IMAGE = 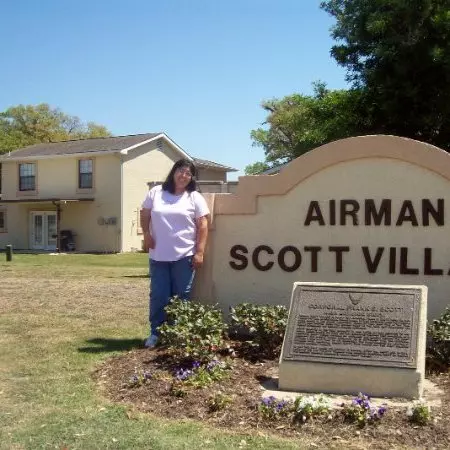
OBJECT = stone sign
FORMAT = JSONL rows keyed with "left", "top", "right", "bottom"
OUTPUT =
{"left": 193, "top": 136, "right": 450, "bottom": 322}
{"left": 278, "top": 282, "right": 427, "bottom": 399}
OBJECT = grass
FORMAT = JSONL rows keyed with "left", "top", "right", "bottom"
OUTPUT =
{"left": 0, "top": 253, "right": 300, "bottom": 450}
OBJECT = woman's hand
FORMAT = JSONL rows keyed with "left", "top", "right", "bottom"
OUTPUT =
{"left": 192, "top": 252, "right": 204, "bottom": 269}
{"left": 143, "top": 233, "right": 155, "bottom": 251}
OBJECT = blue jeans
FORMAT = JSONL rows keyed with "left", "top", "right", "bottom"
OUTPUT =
{"left": 149, "top": 256, "right": 195, "bottom": 336}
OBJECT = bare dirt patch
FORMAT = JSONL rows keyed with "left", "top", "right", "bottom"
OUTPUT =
{"left": 95, "top": 345, "right": 450, "bottom": 449}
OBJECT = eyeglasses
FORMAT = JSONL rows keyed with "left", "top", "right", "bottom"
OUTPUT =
{"left": 176, "top": 168, "right": 193, "bottom": 177}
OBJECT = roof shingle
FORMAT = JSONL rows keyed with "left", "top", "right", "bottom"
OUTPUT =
{"left": 0, "top": 133, "right": 237, "bottom": 172}
{"left": 4, "top": 133, "right": 160, "bottom": 158}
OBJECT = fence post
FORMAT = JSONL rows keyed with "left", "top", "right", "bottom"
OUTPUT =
{"left": 6, "top": 244, "right": 12, "bottom": 262}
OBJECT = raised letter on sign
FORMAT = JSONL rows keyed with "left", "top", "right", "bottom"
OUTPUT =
{"left": 396, "top": 201, "right": 419, "bottom": 226}
{"left": 362, "top": 247, "right": 384, "bottom": 273}
{"left": 229, "top": 245, "right": 249, "bottom": 270}
{"left": 278, "top": 246, "right": 302, "bottom": 272}
{"left": 252, "top": 245, "right": 274, "bottom": 271}
{"left": 424, "top": 248, "right": 443, "bottom": 275}
{"left": 422, "top": 199, "right": 444, "bottom": 226}
{"left": 304, "top": 246, "right": 322, "bottom": 272}
{"left": 329, "top": 246, "right": 350, "bottom": 273}
{"left": 340, "top": 200, "right": 360, "bottom": 226}
{"left": 389, "top": 247, "right": 396, "bottom": 274}
{"left": 365, "top": 199, "right": 392, "bottom": 225}
{"left": 399, "top": 247, "right": 419, "bottom": 274}
{"left": 304, "top": 201, "right": 325, "bottom": 226}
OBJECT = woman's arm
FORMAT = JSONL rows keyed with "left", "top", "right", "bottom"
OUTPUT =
{"left": 193, "top": 215, "right": 208, "bottom": 268}
{"left": 140, "top": 208, "right": 155, "bottom": 251}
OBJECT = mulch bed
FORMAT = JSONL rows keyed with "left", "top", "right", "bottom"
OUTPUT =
{"left": 94, "top": 343, "right": 450, "bottom": 449}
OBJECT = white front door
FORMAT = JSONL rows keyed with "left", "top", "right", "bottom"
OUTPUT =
{"left": 30, "top": 211, "right": 57, "bottom": 251}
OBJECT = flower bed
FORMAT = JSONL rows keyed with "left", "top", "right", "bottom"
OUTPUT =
{"left": 94, "top": 341, "right": 450, "bottom": 449}
{"left": 94, "top": 301, "right": 450, "bottom": 448}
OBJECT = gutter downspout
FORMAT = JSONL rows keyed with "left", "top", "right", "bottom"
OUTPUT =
{"left": 119, "top": 154, "right": 124, "bottom": 253}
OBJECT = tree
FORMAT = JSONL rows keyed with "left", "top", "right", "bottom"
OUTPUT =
{"left": 0, "top": 104, "right": 111, "bottom": 154}
{"left": 247, "top": 1, "right": 450, "bottom": 172}
{"left": 248, "top": 83, "right": 369, "bottom": 171}
{"left": 244, "top": 161, "right": 270, "bottom": 175}
{"left": 321, "top": 0, "right": 450, "bottom": 150}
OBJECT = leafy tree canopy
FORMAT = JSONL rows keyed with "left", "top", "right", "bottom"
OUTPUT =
{"left": 0, "top": 104, "right": 111, "bottom": 154}
{"left": 321, "top": 0, "right": 450, "bottom": 149}
{"left": 246, "top": 83, "right": 368, "bottom": 173}
{"left": 248, "top": 1, "right": 450, "bottom": 173}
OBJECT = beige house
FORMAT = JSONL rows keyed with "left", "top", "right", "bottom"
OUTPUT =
{"left": 0, "top": 133, "right": 236, "bottom": 252}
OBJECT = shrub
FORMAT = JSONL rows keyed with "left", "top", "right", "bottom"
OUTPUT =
{"left": 169, "top": 385, "right": 187, "bottom": 398}
{"left": 159, "top": 297, "right": 227, "bottom": 361}
{"left": 293, "top": 395, "right": 331, "bottom": 423}
{"left": 229, "top": 303, "right": 288, "bottom": 355}
{"left": 258, "top": 396, "right": 292, "bottom": 420}
{"left": 407, "top": 401, "right": 431, "bottom": 425}
{"left": 208, "top": 392, "right": 233, "bottom": 412}
{"left": 426, "top": 307, "right": 450, "bottom": 372}
{"left": 342, "top": 393, "right": 387, "bottom": 427}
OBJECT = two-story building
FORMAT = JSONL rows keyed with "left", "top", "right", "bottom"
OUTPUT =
{"left": 0, "top": 133, "right": 236, "bottom": 252}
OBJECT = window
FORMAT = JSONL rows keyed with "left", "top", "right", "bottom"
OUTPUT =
{"left": 0, "top": 209, "right": 6, "bottom": 232}
{"left": 78, "top": 159, "right": 93, "bottom": 189}
{"left": 19, "top": 163, "right": 36, "bottom": 191}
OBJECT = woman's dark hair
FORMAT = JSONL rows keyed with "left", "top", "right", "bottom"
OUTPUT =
{"left": 162, "top": 159, "right": 198, "bottom": 194}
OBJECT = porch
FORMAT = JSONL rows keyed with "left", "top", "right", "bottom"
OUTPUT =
{"left": 0, "top": 198, "right": 94, "bottom": 252}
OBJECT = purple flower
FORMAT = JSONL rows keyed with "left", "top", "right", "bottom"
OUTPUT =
{"left": 192, "top": 361, "right": 201, "bottom": 370}
{"left": 378, "top": 406, "right": 387, "bottom": 416}
{"left": 206, "top": 360, "right": 221, "bottom": 371}
{"left": 276, "top": 400, "right": 288, "bottom": 411}
{"left": 143, "top": 371, "right": 152, "bottom": 380}
{"left": 129, "top": 374, "right": 139, "bottom": 384}
{"left": 261, "top": 396, "right": 276, "bottom": 406}
{"left": 175, "top": 368, "right": 193, "bottom": 381}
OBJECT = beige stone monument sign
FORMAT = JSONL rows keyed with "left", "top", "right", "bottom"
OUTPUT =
{"left": 194, "top": 135, "right": 450, "bottom": 322}
{"left": 278, "top": 282, "right": 427, "bottom": 399}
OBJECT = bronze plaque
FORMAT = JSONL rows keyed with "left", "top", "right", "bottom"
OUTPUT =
{"left": 282, "top": 285, "right": 421, "bottom": 368}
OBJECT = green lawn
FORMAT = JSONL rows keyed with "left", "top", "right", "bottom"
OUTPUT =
{"left": 0, "top": 254, "right": 299, "bottom": 450}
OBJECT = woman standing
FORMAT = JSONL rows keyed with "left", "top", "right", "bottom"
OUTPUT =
{"left": 140, "top": 159, "right": 210, "bottom": 348}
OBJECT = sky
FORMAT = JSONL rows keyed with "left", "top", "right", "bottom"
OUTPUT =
{"left": 0, "top": 0, "right": 348, "bottom": 179}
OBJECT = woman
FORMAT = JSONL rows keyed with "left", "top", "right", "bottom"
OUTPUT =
{"left": 140, "top": 159, "right": 209, "bottom": 348}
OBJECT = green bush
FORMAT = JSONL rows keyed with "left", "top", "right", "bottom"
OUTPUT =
{"left": 158, "top": 297, "right": 226, "bottom": 361}
{"left": 407, "top": 401, "right": 431, "bottom": 425}
{"left": 208, "top": 392, "right": 233, "bottom": 412}
{"left": 426, "top": 307, "right": 450, "bottom": 372}
{"left": 229, "top": 303, "right": 288, "bottom": 355}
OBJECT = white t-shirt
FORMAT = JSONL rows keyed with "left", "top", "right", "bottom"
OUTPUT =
{"left": 141, "top": 185, "right": 210, "bottom": 261}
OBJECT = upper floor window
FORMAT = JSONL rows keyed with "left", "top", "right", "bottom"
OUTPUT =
{"left": 19, "top": 163, "right": 36, "bottom": 191}
{"left": 79, "top": 159, "right": 93, "bottom": 189}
